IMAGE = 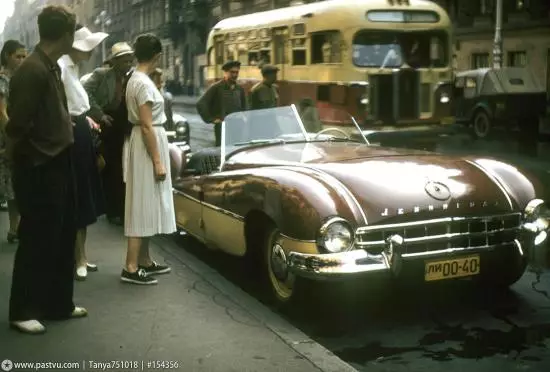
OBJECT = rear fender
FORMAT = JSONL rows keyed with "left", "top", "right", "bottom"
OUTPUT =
{"left": 215, "top": 166, "right": 367, "bottom": 241}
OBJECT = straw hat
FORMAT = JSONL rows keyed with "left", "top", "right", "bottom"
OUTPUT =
{"left": 109, "top": 42, "right": 134, "bottom": 60}
{"left": 72, "top": 27, "right": 108, "bottom": 52}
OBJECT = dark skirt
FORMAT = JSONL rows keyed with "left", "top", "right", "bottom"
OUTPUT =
{"left": 72, "top": 114, "right": 105, "bottom": 228}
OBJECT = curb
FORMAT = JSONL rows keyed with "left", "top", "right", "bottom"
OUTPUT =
{"left": 155, "top": 235, "right": 358, "bottom": 372}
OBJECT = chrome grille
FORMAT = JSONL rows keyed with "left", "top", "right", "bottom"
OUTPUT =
{"left": 355, "top": 213, "right": 522, "bottom": 255}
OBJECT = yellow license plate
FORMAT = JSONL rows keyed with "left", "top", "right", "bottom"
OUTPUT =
{"left": 424, "top": 255, "right": 480, "bottom": 281}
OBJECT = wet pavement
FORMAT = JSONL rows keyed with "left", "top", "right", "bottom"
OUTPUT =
{"left": 173, "top": 104, "right": 550, "bottom": 371}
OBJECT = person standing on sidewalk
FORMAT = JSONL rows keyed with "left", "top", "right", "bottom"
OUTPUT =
{"left": 83, "top": 42, "right": 134, "bottom": 226}
{"left": 58, "top": 25, "right": 108, "bottom": 281}
{"left": 0, "top": 40, "right": 26, "bottom": 244}
{"left": 149, "top": 68, "right": 175, "bottom": 131}
{"left": 249, "top": 64, "right": 280, "bottom": 111}
{"left": 6, "top": 5, "right": 87, "bottom": 335}
{"left": 196, "top": 60, "right": 247, "bottom": 146}
{"left": 121, "top": 34, "right": 175, "bottom": 285}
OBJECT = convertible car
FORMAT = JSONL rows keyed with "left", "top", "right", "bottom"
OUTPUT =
{"left": 169, "top": 105, "right": 549, "bottom": 305}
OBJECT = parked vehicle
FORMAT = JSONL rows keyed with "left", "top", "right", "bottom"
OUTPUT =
{"left": 453, "top": 67, "right": 546, "bottom": 139}
{"left": 169, "top": 105, "right": 549, "bottom": 305}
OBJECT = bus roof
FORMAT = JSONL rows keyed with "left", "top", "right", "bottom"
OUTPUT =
{"left": 210, "top": 0, "right": 450, "bottom": 35}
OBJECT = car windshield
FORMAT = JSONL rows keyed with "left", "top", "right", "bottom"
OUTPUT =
{"left": 222, "top": 105, "right": 368, "bottom": 159}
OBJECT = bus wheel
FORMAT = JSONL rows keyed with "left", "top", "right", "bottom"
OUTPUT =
{"left": 472, "top": 110, "right": 492, "bottom": 139}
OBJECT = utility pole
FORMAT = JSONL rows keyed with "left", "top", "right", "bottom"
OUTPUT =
{"left": 492, "top": 0, "right": 503, "bottom": 69}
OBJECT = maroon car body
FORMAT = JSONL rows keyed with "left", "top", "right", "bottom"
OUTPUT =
{"left": 170, "top": 105, "right": 549, "bottom": 304}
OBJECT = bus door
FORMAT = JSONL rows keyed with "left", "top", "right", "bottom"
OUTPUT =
{"left": 272, "top": 27, "right": 288, "bottom": 79}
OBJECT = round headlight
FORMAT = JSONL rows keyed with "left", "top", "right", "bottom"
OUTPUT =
{"left": 176, "top": 125, "right": 187, "bottom": 134}
{"left": 440, "top": 93, "right": 450, "bottom": 103}
{"left": 525, "top": 199, "right": 550, "bottom": 222}
{"left": 318, "top": 218, "right": 353, "bottom": 253}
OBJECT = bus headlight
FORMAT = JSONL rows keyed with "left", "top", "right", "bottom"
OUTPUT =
{"left": 317, "top": 218, "right": 354, "bottom": 253}
{"left": 440, "top": 93, "right": 450, "bottom": 103}
{"left": 360, "top": 97, "right": 369, "bottom": 105}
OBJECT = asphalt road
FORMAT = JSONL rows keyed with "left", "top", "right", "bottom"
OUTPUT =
{"left": 174, "top": 107, "right": 550, "bottom": 372}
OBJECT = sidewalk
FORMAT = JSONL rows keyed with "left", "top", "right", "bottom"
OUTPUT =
{"left": 0, "top": 215, "right": 354, "bottom": 372}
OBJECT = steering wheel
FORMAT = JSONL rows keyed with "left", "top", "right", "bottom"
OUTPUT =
{"left": 313, "top": 127, "right": 350, "bottom": 140}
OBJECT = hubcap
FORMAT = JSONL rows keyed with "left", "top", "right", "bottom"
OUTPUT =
{"left": 270, "top": 243, "right": 288, "bottom": 282}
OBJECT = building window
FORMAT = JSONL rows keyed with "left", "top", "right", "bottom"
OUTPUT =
{"left": 508, "top": 51, "right": 527, "bottom": 67}
{"left": 471, "top": 52, "right": 490, "bottom": 68}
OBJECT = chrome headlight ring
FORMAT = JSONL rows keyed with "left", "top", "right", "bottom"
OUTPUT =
{"left": 523, "top": 199, "right": 550, "bottom": 245}
{"left": 316, "top": 217, "right": 354, "bottom": 253}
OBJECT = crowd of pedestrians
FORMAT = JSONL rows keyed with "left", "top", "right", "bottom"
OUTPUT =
{"left": 0, "top": 4, "right": 176, "bottom": 335}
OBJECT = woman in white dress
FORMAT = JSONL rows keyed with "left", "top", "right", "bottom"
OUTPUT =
{"left": 122, "top": 34, "right": 176, "bottom": 285}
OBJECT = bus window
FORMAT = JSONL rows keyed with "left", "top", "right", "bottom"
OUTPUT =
{"left": 292, "top": 37, "right": 306, "bottom": 66}
{"left": 352, "top": 30, "right": 448, "bottom": 68}
{"left": 352, "top": 31, "right": 403, "bottom": 68}
{"left": 273, "top": 27, "right": 288, "bottom": 64}
{"left": 260, "top": 50, "right": 271, "bottom": 65}
{"left": 237, "top": 44, "right": 247, "bottom": 64}
{"left": 226, "top": 44, "right": 236, "bottom": 61}
{"left": 311, "top": 31, "right": 342, "bottom": 64}
{"left": 207, "top": 47, "right": 215, "bottom": 66}
{"left": 214, "top": 38, "right": 224, "bottom": 65}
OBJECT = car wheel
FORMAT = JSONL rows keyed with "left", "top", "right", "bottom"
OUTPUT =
{"left": 264, "top": 227, "right": 296, "bottom": 305}
{"left": 472, "top": 110, "right": 492, "bottom": 139}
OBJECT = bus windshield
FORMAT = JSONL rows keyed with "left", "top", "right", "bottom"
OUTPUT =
{"left": 352, "top": 30, "right": 448, "bottom": 68}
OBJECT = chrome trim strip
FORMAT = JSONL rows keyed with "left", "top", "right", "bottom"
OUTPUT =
{"left": 355, "top": 213, "right": 521, "bottom": 233}
{"left": 173, "top": 189, "right": 201, "bottom": 203}
{"left": 401, "top": 242, "right": 516, "bottom": 259}
{"left": 355, "top": 227, "right": 519, "bottom": 247}
{"left": 276, "top": 165, "right": 368, "bottom": 225}
{"left": 280, "top": 233, "right": 315, "bottom": 243}
{"left": 173, "top": 189, "right": 244, "bottom": 221}
{"left": 465, "top": 160, "right": 514, "bottom": 211}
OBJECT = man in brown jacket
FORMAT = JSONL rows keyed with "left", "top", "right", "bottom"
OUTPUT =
{"left": 196, "top": 60, "right": 247, "bottom": 146}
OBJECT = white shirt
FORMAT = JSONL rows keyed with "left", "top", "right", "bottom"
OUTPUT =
{"left": 58, "top": 55, "right": 90, "bottom": 116}
{"left": 126, "top": 71, "right": 166, "bottom": 125}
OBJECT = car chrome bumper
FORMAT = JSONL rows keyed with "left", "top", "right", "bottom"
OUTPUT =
{"left": 287, "top": 240, "right": 527, "bottom": 281}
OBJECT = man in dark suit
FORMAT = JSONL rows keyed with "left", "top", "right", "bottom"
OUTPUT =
{"left": 196, "top": 60, "right": 247, "bottom": 146}
{"left": 6, "top": 5, "right": 87, "bottom": 334}
{"left": 83, "top": 42, "right": 134, "bottom": 225}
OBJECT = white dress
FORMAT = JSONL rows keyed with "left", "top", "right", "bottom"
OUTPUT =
{"left": 123, "top": 71, "right": 176, "bottom": 237}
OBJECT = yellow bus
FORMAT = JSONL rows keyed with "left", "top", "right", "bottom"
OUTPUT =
{"left": 204, "top": 0, "right": 454, "bottom": 130}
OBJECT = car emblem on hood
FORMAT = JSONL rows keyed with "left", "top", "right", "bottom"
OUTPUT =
{"left": 424, "top": 181, "right": 451, "bottom": 201}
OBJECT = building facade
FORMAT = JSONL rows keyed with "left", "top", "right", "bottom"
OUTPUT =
{"left": 2, "top": 0, "right": 66, "bottom": 49}
{"left": 434, "top": 0, "right": 550, "bottom": 91}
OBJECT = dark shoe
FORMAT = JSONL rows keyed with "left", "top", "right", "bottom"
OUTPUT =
{"left": 7, "top": 232, "right": 18, "bottom": 243}
{"left": 139, "top": 261, "right": 171, "bottom": 276}
{"left": 120, "top": 269, "right": 158, "bottom": 285}
{"left": 86, "top": 263, "right": 98, "bottom": 272}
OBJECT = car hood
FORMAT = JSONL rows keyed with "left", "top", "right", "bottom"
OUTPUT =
{"left": 227, "top": 142, "right": 529, "bottom": 225}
